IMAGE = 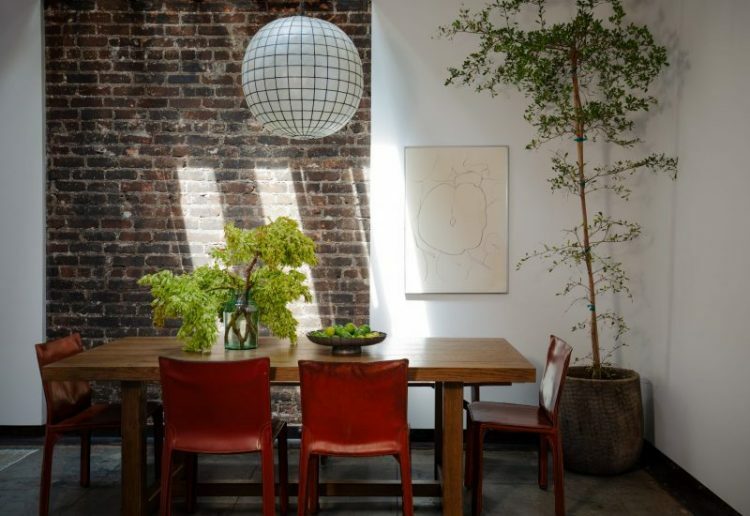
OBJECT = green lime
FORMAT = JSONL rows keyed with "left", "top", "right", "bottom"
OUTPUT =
{"left": 324, "top": 326, "right": 335, "bottom": 337}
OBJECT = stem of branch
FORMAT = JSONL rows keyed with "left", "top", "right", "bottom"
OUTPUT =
{"left": 571, "top": 47, "right": 601, "bottom": 378}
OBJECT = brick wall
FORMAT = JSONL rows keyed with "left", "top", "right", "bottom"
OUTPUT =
{"left": 44, "top": 0, "right": 371, "bottom": 416}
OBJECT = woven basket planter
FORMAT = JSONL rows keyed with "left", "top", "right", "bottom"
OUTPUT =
{"left": 560, "top": 366, "right": 643, "bottom": 475}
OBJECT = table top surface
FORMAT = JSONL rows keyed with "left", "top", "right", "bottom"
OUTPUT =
{"left": 42, "top": 336, "right": 537, "bottom": 384}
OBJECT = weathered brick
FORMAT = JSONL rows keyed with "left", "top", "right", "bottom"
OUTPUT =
{"left": 46, "top": 0, "right": 371, "bottom": 417}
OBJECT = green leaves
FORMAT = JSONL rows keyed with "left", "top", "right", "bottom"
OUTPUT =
{"left": 442, "top": 0, "right": 677, "bottom": 372}
{"left": 211, "top": 222, "right": 258, "bottom": 268}
{"left": 438, "top": 0, "right": 670, "bottom": 145}
{"left": 255, "top": 217, "right": 318, "bottom": 269}
{"left": 139, "top": 217, "right": 318, "bottom": 352}
{"left": 138, "top": 265, "right": 235, "bottom": 353}
{"left": 211, "top": 217, "right": 317, "bottom": 271}
{"left": 252, "top": 268, "right": 313, "bottom": 344}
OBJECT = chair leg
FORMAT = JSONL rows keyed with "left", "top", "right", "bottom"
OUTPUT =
{"left": 471, "top": 427, "right": 486, "bottom": 516}
{"left": 433, "top": 382, "right": 443, "bottom": 480}
{"left": 464, "top": 413, "right": 475, "bottom": 488}
{"left": 538, "top": 434, "right": 549, "bottom": 490}
{"left": 185, "top": 453, "right": 198, "bottom": 513}
{"left": 551, "top": 431, "right": 565, "bottom": 516}
{"left": 470, "top": 385, "right": 481, "bottom": 403}
{"left": 80, "top": 430, "right": 91, "bottom": 487}
{"left": 159, "top": 444, "right": 173, "bottom": 516}
{"left": 152, "top": 409, "right": 163, "bottom": 480}
{"left": 297, "top": 445, "right": 310, "bottom": 516}
{"left": 277, "top": 425, "right": 289, "bottom": 516}
{"left": 39, "top": 430, "right": 57, "bottom": 516}
{"left": 261, "top": 436, "right": 276, "bottom": 516}
{"left": 308, "top": 455, "right": 320, "bottom": 514}
{"left": 398, "top": 448, "right": 414, "bottom": 516}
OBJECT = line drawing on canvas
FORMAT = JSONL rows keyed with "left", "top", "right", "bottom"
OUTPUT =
{"left": 405, "top": 146, "right": 508, "bottom": 294}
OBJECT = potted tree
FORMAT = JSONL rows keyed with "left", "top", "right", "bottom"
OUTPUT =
{"left": 139, "top": 217, "right": 317, "bottom": 353}
{"left": 440, "top": 0, "right": 676, "bottom": 473}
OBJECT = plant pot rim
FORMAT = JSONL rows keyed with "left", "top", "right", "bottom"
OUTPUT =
{"left": 566, "top": 366, "right": 640, "bottom": 383}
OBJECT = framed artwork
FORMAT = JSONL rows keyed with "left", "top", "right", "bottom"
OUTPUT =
{"left": 404, "top": 146, "right": 509, "bottom": 294}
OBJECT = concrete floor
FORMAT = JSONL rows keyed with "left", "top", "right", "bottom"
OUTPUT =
{"left": 0, "top": 441, "right": 690, "bottom": 515}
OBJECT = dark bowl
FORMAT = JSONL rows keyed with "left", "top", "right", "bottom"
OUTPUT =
{"left": 306, "top": 331, "right": 387, "bottom": 356}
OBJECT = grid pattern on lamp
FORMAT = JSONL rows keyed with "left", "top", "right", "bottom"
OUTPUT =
{"left": 241, "top": 16, "right": 364, "bottom": 140}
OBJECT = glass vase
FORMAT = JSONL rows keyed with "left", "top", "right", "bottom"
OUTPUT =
{"left": 223, "top": 296, "right": 259, "bottom": 350}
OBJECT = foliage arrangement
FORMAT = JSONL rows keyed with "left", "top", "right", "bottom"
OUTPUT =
{"left": 139, "top": 217, "right": 317, "bottom": 352}
{"left": 440, "top": 0, "right": 677, "bottom": 377}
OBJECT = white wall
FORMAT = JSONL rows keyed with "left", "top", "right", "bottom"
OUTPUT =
{"left": 372, "top": 0, "right": 749, "bottom": 513}
{"left": 371, "top": 0, "right": 653, "bottom": 426}
{"left": 636, "top": 1, "right": 750, "bottom": 513}
{"left": 371, "top": 0, "right": 571, "bottom": 426}
{"left": 0, "top": 0, "right": 45, "bottom": 425}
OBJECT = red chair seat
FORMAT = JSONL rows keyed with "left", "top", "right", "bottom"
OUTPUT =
{"left": 168, "top": 417, "right": 286, "bottom": 455}
{"left": 304, "top": 436, "right": 407, "bottom": 457}
{"left": 52, "top": 403, "right": 121, "bottom": 429}
{"left": 468, "top": 402, "right": 553, "bottom": 432}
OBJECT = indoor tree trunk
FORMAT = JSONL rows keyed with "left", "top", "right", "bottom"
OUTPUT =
{"left": 570, "top": 48, "right": 601, "bottom": 378}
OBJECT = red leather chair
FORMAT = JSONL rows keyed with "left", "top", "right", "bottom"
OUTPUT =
{"left": 34, "top": 333, "right": 163, "bottom": 516}
{"left": 297, "top": 360, "right": 413, "bottom": 516}
{"left": 158, "top": 356, "right": 288, "bottom": 516}
{"left": 465, "top": 335, "right": 572, "bottom": 516}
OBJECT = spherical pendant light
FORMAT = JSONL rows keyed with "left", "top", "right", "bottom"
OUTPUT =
{"left": 241, "top": 16, "right": 364, "bottom": 140}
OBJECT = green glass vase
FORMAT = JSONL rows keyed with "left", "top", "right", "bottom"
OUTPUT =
{"left": 223, "top": 294, "right": 259, "bottom": 350}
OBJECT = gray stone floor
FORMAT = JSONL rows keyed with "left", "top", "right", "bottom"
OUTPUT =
{"left": 0, "top": 441, "right": 690, "bottom": 515}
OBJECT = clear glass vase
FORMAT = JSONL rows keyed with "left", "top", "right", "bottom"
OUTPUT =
{"left": 223, "top": 295, "right": 259, "bottom": 350}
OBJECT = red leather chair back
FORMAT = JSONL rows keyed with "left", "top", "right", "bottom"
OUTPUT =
{"left": 35, "top": 334, "right": 92, "bottom": 425}
{"left": 158, "top": 357, "right": 272, "bottom": 453}
{"left": 538, "top": 335, "right": 573, "bottom": 424}
{"left": 299, "top": 360, "right": 409, "bottom": 452}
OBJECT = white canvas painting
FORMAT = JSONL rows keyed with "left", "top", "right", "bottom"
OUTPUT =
{"left": 405, "top": 146, "right": 509, "bottom": 294}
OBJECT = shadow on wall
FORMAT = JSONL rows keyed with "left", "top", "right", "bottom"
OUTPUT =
{"left": 44, "top": 1, "right": 372, "bottom": 414}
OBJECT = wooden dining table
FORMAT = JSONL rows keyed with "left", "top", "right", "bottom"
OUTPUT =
{"left": 42, "top": 335, "right": 536, "bottom": 515}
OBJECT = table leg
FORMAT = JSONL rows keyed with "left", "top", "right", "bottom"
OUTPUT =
{"left": 442, "top": 382, "right": 464, "bottom": 515}
{"left": 122, "top": 381, "right": 147, "bottom": 516}
{"left": 434, "top": 382, "right": 443, "bottom": 480}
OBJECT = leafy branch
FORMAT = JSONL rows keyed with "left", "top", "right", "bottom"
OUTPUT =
{"left": 441, "top": 0, "right": 676, "bottom": 377}
{"left": 139, "top": 217, "right": 317, "bottom": 352}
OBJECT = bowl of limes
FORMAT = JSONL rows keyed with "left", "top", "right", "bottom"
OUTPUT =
{"left": 306, "top": 323, "right": 386, "bottom": 356}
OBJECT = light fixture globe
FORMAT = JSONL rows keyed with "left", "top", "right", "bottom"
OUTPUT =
{"left": 241, "top": 16, "right": 364, "bottom": 140}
